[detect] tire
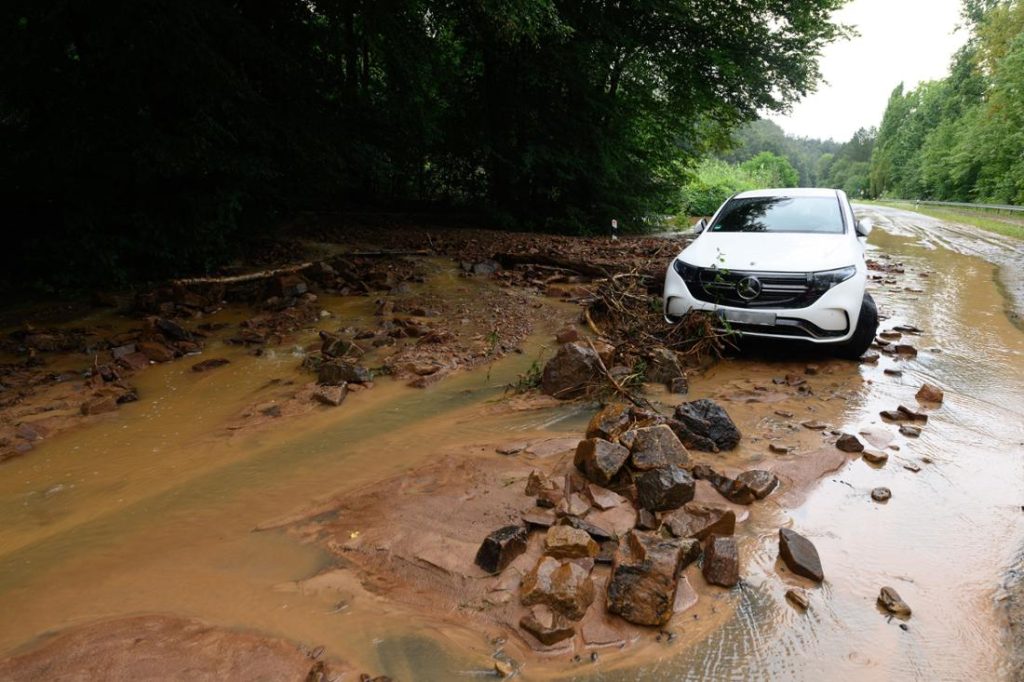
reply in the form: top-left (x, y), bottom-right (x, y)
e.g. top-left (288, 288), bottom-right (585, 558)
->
top-left (834, 292), bottom-right (878, 360)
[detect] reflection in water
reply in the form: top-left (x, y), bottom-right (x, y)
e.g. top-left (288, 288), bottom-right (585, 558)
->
top-left (0, 217), bottom-right (1023, 680)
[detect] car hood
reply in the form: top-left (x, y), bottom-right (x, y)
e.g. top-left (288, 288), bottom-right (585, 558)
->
top-left (678, 232), bottom-right (858, 272)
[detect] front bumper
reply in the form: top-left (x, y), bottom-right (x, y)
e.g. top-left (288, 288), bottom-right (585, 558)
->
top-left (662, 263), bottom-right (865, 343)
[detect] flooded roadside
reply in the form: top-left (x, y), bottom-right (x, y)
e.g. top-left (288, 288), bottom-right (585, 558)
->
top-left (0, 216), bottom-right (1022, 680)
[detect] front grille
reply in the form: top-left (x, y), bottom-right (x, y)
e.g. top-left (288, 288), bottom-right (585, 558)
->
top-left (686, 268), bottom-right (819, 309)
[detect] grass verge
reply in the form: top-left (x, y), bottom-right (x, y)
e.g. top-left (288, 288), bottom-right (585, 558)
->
top-left (866, 200), bottom-right (1024, 240)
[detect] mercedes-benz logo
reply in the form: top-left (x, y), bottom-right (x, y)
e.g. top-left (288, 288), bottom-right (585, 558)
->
top-left (736, 276), bottom-right (762, 301)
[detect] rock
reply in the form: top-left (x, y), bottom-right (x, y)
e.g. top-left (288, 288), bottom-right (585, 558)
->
top-left (735, 470), bottom-right (779, 500)
top-left (606, 531), bottom-right (700, 626)
top-left (494, 660), bottom-right (514, 678)
top-left (585, 404), bottom-right (633, 441)
top-left (769, 443), bottom-right (793, 454)
top-left (573, 438), bottom-right (629, 486)
top-left (541, 343), bottom-right (602, 399)
top-left (635, 465), bottom-right (695, 512)
top-left (558, 516), bottom-right (613, 542)
top-left (861, 449), bottom-right (889, 465)
top-left (271, 274), bottom-right (308, 298)
top-left (672, 399), bottom-right (741, 451)
top-left (775, 410), bottom-right (795, 418)
top-left (662, 503), bottom-right (736, 540)
top-left (871, 487), bottom-right (892, 502)
top-left (669, 376), bottom-right (689, 394)
top-left (319, 331), bottom-right (352, 358)
top-left (519, 605), bottom-right (575, 645)
top-left (805, 364), bottom-right (820, 375)
top-left (636, 508), bottom-right (659, 531)
top-left (80, 395), bottom-right (118, 416)
top-left (778, 528), bottom-right (824, 582)
top-left (801, 420), bottom-right (828, 430)
top-left (522, 510), bottom-right (556, 529)
top-left (897, 404), bottom-right (928, 422)
top-left (117, 351), bottom-right (151, 371)
top-left (525, 470), bottom-right (549, 496)
top-left (786, 588), bottom-right (810, 611)
top-left (138, 341), bottom-right (176, 363)
top-left (860, 351), bottom-right (880, 363)
top-left (587, 484), bottom-right (627, 511)
top-left (702, 535), bottom-right (739, 587)
top-left (258, 403), bottom-right (282, 417)
top-left (312, 384), bottom-right (348, 407)
top-left (555, 327), bottom-right (579, 344)
top-left (152, 317), bottom-right (194, 342)
top-left (544, 526), bottom-right (599, 559)
top-left (536, 488), bottom-right (563, 509)
top-left (318, 360), bottom-right (371, 385)
top-left (646, 347), bottom-right (684, 385)
top-left (894, 344), bottom-right (918, 357)
top-left (557, 492), bottom-right (591, 518)
top-left (474, 525), bottom-right (528, 574)
top-left (899, 424), bottom-right (922, 437)
top-left (623, 424), bottom-right (690, 470)
top-left (111, 343), bottom-right (136, 359)
top-left (192, 358), bottom-right (230, 372)
top-left (520, 556), bottom-right (595, 620)
top-left (877, 586), bottom-right (912, 616)
top-left (835, 433), bottom-right (864, 453)
top-left (916, 382), bottom-right (944, 404)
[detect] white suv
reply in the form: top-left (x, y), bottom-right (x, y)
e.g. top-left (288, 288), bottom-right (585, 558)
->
top-left (663, 188), bottom-right (877, 358)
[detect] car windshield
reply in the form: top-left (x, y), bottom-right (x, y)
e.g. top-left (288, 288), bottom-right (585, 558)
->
top-left (709, 196), bottom-right (845, 233)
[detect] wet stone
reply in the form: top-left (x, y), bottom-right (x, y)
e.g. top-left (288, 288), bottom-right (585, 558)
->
top-left (786, 588), bottom-right (810, 611)
top-left (636, 508), bottom-right (659, 531)
top-left (916, 382), bottom-right (944, 404)
top-left (735, 470), bottom-right (779, 500)
top-left (573, 438), bottom-right (630, 486)
top-left (587, 484), bottom-right (627, 511)
top-left (525, 470), bottom-right (549, 496)
top-left (884, 368), bottom-right (903, 377)
top-left (835, 433), bottom-right (864, 453)
top-left (606, 531), bottom-right (700, 626)
top-left (312, 384), bottom-right (348, 407)
top-left (519, 605), bottom-right (575, 645)
top-left (192, 358), bottom-right (230, 372)
top-left (779, 528), bottom-right (824, 582)
top-left (672, 399), bottom-right (742, 451)
top-left (80, 395), bottom-right (118, 416)
top-left (624, 424), bottom-right (691, 471)
top-left (669, 377), bottom-right (689, 395)
top-left (520, 556), bottom-right (595, 620)
top-left (801, 420), bottom-right (828, 430)
top-left (899, 424), bottom-right (922, 438)
top-left (894, 344), bottom-right (918, 357)
top-left (585, 404), bottom-right (633, 441)
top-left (555, 327), bottom-right (579, 345)
top-left (522, 510), bottom-right (556, 529)
top-left (860, 352), bottom-right (880, 363)
top-left (702, 535), bottom-right (739, 587)
top-left (878, 586), bottom-right (912, 617)
top-left (662, 503), bottom-right (736, 541)
top-left (871, 487), bottom-right (892, 502)
top-left (544, 525), bottom-right (599, 560)
top-left (596, 540), bottom-right (618, 564)
top-left (475, 525), bottom-right (528, 574)
top-left (541, 343), bottom-right (602, 399)
top-left (536, 488), bottom-right (563, 509)
top-left (769, 443), bottom-right (793, 454)
top-left (862, 449), bottom-right (889, 465)
top-left (897, 405), bottom-right (928, 422)
top-left (635, 464), bottom-right (695, 512)
top-left (646, 347), bottom-right (684, 385)
top-left (318, 360), bottom-right (371, 385)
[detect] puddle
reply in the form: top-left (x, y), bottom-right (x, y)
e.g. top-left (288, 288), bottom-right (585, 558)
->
top-left (1, 219), bottom-right (1023, 679)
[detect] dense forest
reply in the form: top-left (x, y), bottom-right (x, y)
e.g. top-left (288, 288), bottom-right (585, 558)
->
top-left (0, 0), bottom-right (848, 289)
top-left (870, 0), bottom-right (1024, 203)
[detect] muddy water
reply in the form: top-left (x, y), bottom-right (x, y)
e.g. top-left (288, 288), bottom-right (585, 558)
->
top-left (1, 215), bottom-right (1024, 680)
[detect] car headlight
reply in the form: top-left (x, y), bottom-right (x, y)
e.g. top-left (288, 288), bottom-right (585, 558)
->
top-left (673, 259), bottom-right (700, 283)
top-left (809, 265), bottom-right (856, 293)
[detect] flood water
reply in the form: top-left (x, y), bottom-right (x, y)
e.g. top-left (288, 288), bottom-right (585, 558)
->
top-left (1, 206), bottom-right (1023, 680)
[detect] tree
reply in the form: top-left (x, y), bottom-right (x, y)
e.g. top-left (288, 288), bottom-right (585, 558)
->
top-left (740, 152), bottom-right (800, 188)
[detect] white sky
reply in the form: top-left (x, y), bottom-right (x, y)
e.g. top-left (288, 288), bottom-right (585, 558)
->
top-left (769, 0), bottom-right (968, 142)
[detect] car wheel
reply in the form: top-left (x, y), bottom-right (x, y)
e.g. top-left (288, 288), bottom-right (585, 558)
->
top-left (834, 292), bottom-right (878, 360)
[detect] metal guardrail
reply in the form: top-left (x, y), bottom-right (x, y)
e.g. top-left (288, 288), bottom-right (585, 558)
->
top-left (875, 198), bottom-right (1024, 214)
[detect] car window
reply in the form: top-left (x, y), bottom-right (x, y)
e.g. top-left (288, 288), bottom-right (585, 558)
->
top-left (710, 196), bottom-right (845, 233)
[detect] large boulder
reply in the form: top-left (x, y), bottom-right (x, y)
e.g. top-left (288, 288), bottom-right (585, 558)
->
top-left (573, 438), bottom-right (629, 486)
top-left (671, 399), bottom-right (742, 451)
top-left (474, 525), bottom-right (528, 574)
top-left (635, 465), bottom-right (695, 512)
top-left (520, 556), bottom-right (595, 620)
top-left (541, 343), bottom-right (602, 399)
top-left (620, 424), bottom-right (690, 470)
top-left (778, 528), bottom-right (824, 582)
top-left (606, 531), bottom-right (700, 626)
top-left (702, 535), bottom-right (739, 587)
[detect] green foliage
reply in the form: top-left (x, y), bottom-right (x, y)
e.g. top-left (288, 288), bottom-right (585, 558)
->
top-left (740, 152), bottom-right (800, 188)
top-left (679, 159), bottom-right (767, 216)
top-left (719, 118), bottom-right (841, 185)
top-left (0, 0), bottom-right (851, 289)
top-left (870, 0), bottom-right (1024, 204)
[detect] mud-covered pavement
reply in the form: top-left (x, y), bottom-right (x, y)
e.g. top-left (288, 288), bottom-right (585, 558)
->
top-left (1, 211), bottom-right (1023, 680)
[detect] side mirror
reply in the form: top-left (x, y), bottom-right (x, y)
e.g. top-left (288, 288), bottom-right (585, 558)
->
top-left (693, 218), bottom-right (708, 234)
top-left (855, 217), bottom-right (873, 238)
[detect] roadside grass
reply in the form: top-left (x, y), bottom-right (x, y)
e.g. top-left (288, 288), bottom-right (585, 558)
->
top-left (863, 200), bottom-right (1024, 240)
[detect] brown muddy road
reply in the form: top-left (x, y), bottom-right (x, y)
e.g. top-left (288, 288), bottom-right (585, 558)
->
top-left (1, 209), bottom-right (1023, 680)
